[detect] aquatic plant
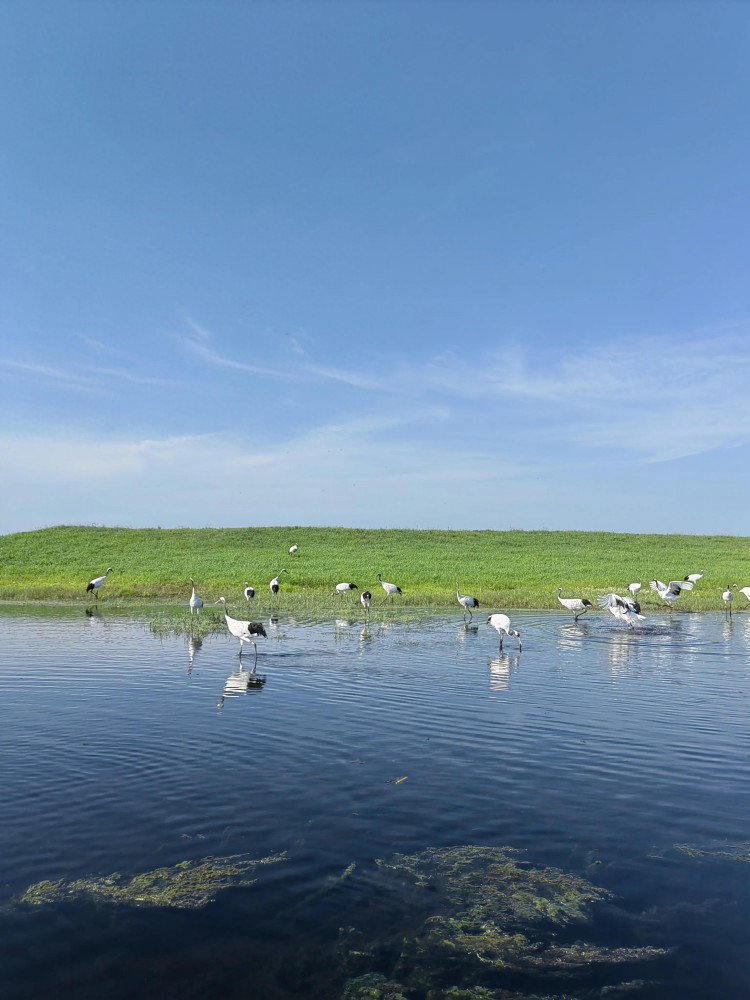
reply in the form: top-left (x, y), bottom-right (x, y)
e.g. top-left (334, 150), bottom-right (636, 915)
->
top-left (17, 851), bottom-right (286, 910)
top-left (340, 845), bottom-right (666, 999)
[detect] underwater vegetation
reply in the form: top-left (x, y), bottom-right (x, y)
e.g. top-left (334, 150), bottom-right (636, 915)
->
top-left (16, 851), bottom-right (287, 910)
top-left (340, 846), bottom-right (667, 1000)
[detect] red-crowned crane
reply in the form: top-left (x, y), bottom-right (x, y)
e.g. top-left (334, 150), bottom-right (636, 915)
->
top-left (377, 573), bottom-right (402, 602)
top-left (360, 591), bottom-right (372, 614)
top-left (244, 582), bottom-right (255, 604)
top-left (189, 578), bottom-right (204, 615)
top-left (270, 569), bottom-right (287, 596)
top-left (684, 571), bottom-right (704, 584)
top-left (335, 582), bottom-right (358, 595)
top-left (487, 613), bottom-right (522, 652)
top-left (723, 584), bottom-right (738, 617)
top-left (627, 579), bottom-right (642, 599)
top-left (86, 567), bottom-right (113, 599)
top-left (557, 587), bottom-right (593, 622)
top-left (215, 597), bottom-right (267, 657)
top-left (650, 578), bottom-right (694, 610)
top-left (456, 583), bottom-right (479, 621)
top-left (598, 593), bottom-right (644, 628)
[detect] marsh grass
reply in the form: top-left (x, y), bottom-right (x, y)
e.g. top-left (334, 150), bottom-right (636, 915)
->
top-left (0, 524), bottom-right (748, 613)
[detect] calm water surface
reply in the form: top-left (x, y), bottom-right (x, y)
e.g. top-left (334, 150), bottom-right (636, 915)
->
top-left (1, 605), bottom-right (750, 998)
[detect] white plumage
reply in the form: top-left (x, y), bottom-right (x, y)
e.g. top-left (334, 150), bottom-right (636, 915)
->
top-left (189, 578), bottom-right (204, 615)
top-left (86, 567), bottom-right (113, 599)
top-left (557, 587), bottom-right (593, 621)
top-left (627, 579), bottom-right (642, 598)
top-left (487, 613), bottom-right (522, 651)
top-left (270, 568), bottom-right (287, 595)
top-left (650, 578), bottom-right (693, 609)
top-left (597, 593), bottom-right (645, 628)
top-left (738, 586), bottom-right (750, 602)
top-left (215, 597), bottom-right (267, 656)
top-left (360, 590), bottom-right (372, 612)
top-left (456, 582), bottom-right (479, 621)
top-left (335, 582), bottom-right (358, 594)
top-left (723, 584), bottom-right (737, 617)
top-left (377, 573), bottom-right (402, 600)
top-left (244, 582), bottom-right (255, 604)
top-left (289, 544), bottom-right (298, 556)
top-left (684, 571), bottom-right (704, 584)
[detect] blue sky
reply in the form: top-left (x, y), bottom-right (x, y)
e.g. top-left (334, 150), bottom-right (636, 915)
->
top-left (2, 1), bottom-right (749, 535)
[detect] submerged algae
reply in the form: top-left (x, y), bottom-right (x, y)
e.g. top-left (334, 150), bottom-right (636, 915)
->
top-left (18, 851), bottom-right (286, 910)
top-left (341, 846), bottom-right (666, 1000)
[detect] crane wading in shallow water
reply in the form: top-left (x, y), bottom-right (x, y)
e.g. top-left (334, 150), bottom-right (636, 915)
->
top-left (360, 591), bottom-right (372, 614)
top-left (556, 588), bottom-right (593, 622)
top-left (215, 597), bottom-right (267, 659)
top-left (723, 585), bottom-right (738, 617)
top-left (86, 568), bottom-right (113, 599)
top-left (189, 578), bottom-right (204, 615)
top-left (456, 583), bottom-right (479, 621)
top-left (377, 574), bottom-right (402, 602)
top-left (598, 593), bottom-right (644, 628)
top-left (487, 613), bottom-right (522, 652)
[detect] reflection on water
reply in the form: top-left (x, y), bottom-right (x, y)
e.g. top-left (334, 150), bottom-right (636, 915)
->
top-left (2, 608), bottom-right (750, 999)
top-left (487, 652), bottom-right (520, 691)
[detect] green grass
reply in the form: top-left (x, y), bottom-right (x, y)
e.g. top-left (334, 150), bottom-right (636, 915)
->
top-left (0, 524), bottom-right (749, 613)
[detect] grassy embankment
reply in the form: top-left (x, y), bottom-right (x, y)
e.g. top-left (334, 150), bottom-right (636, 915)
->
top-left (0, 525), bottom-right (748, 617)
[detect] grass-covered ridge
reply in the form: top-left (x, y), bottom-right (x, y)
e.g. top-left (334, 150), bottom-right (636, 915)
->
top-left (0, 524), bottom-right (748, 610)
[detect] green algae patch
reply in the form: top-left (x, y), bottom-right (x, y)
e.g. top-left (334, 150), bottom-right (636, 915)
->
top-left (18, 851), bottom-right (287, 910)
top-left (376, 846), bottom-right (609, 928)
top-left (339, 845), bottom-right (666, 999)
top-left (675, 841), bottom-right (750, 863)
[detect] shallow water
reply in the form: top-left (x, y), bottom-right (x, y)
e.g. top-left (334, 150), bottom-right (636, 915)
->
top-left (1, 605), bottom-right (750, 998)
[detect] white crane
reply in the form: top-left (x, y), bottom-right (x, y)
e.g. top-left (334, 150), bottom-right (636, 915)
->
top-left (684, 571), bottom-right (704, 584)
top-left (244, 582), bottom-right (255, 604)
top-left (377, 573), bottom-right (402, 602)
top-left (650, 578), bottom-right (694, 610)
top-left (215, 597), bottom-right (268, 657)
top-left (597, 593), bottom-right (645, 628)
top-left (360, 590), bottom-right (372, 614)
top-left (189, 578), bottom-right (204, 615)
top-left (723, 584), bottom-right (738, 617)
top-left (627, 579), bottom-right (642, 599)
top-left (289, 544), bottom-right (299, 556)
top-left (86, 567), bottom-right (113, 599)
top-left (487, 613), bottom-right (522, 652)
top-left (456, 582), bottom-right (479, 621)
top-left (738, 586), bottom-right (750, 603)
top-left (335, 582), bottom-right (358, 595)
top-left (270, 569), bottom-right (287, 596)
top-left (556, 587), bottom-right (593, 622)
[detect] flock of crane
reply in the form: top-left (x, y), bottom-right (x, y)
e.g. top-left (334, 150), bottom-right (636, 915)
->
top-left (85, 552), bottom-right (750, 664)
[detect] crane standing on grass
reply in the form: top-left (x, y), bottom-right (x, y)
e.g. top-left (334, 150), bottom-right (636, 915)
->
top-left (270, 569), bottom-right (287, 596)
top-left (86, 568), bottom-right (113, 599)
top-left (377, 573), bottom-right (402, 602)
